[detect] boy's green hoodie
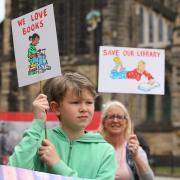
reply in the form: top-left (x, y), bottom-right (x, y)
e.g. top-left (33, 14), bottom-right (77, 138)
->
top-left (9, 119), bottom-right (116, 179)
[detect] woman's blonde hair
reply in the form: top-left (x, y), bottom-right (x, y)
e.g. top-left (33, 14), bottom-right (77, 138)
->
top-left (99, 101), bottom-right (132, 139)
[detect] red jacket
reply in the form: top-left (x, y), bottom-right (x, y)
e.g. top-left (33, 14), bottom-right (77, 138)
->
top-left (127, 69), bottom-right (154, 81)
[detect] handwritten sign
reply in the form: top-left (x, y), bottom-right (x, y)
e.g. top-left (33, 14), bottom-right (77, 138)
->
top-left (11, 4), bottom-right (61, 87)
top-left (98, 46), bottom-right (165, 95)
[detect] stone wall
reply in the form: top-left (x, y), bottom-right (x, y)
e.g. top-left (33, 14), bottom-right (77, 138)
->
top-left (0, 0), bottom-right (180, 155)
top-left (142, 131), bottom-right (180, 155)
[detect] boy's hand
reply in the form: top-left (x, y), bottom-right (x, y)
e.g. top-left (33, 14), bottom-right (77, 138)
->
top-left (33, 94), bottom-right (49, 121)
top-left (127, 134), bottom-right (139, 158)
top-left (39, 139), bottom-right (60, 167)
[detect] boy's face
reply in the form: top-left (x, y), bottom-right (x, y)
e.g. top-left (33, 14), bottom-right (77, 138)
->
top-left (58, 89), bottom-right (95, 131)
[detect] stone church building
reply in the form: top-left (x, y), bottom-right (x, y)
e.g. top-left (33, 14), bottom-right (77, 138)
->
top-left (0, 0), bottom-right (180, 156)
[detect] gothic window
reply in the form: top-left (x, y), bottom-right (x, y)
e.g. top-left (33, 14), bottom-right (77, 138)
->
top-left (168, 24), bottom-right (173, 42)
top-left (55, 0), bottom-right (101, 57)
top-left (159, 0), bottom-right (165, 4)
top-left (146, 95), bottom-right (155, 123)
top-left (138, 4), bottom-right (173, 48)
top-left (74, 1), bottom-right (89, 54)
top-left (139, 7), bottom-right (144, 43)
top-left (56, 2), bottom-right (68, 56)
top-left (162, 80), bottom-right (171, 124)
top-left (12, 0), bottom-right (34, 18)
top-left (164, 0), bottom-right (177, 11)
top-left (128, 16), bottom-right (133, 42)
top-left (149, 12), bottom-right (153, 43)
top-left (158, 18), bottom-right (163, 42)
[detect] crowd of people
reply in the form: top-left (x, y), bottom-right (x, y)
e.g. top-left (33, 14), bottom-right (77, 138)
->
top-left (8, 72), bottom-right (154, 180)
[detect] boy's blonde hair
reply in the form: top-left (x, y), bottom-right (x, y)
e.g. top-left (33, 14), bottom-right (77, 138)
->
top-left (99, 101), bottom-right (132, 139)
top-left (49, 72), bottom-right (97, 103)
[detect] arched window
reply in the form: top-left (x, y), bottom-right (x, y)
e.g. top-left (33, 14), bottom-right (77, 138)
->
top-left (138, 5), bottom-right (172, 48)
top-left (168, 24), bottom-right (173, 42)
top-left (139, 7), bottom-right (144, 43)
top-left (162, 79), bottom-right (171, 124)
top-left (146, 95), bottom-right (155, 123)
top-left (55, 0), bottom-right (102, 57)
top-left (158, 18), bottom-right (163, 42)
top-left (149, 12), bottom-right (153, 43)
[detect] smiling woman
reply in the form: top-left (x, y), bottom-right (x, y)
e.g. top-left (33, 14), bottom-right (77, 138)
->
top-left (100, 101), bottom-right (154, 180)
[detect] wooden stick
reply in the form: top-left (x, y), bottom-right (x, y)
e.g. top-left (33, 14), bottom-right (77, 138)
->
top-left (44, 121), bottom-right (47, 139)
top-left (40, 81), bottom-right (42, 93)
top-left (129, 95), bottom-right (134, 134)
top-left (40, 81), bottom-right (48, 139)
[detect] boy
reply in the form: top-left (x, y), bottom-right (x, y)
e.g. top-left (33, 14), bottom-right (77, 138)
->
top-left (9, 72), bottom-right (116, 179)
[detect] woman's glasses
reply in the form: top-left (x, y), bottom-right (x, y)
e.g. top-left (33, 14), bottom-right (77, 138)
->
top-left (105, 114), bottom-right (127, 121)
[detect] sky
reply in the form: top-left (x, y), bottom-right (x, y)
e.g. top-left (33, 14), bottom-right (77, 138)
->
top-left (0, 0), bottom-right (5, 23)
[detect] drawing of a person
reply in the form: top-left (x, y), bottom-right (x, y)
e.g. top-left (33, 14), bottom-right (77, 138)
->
top-left (127, 60), bottom-right (154, 84)
top-left (27, 33), bottom-right (51, 74)
top-left (27, 33), bottom-right (40, 73)
top-left (113, 57), bottom-right (125, 72)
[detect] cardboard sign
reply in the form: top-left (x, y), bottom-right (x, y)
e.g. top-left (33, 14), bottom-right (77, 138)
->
top-left (11, 4), bottom-right (61, 87)
top-left (98, 46), bottom-right (165, 95)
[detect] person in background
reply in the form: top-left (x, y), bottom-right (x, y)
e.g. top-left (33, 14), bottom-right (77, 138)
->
top-left (100, 100), bottom-right (154, 180)
top-left (8, 72), bottom-right (116, 180)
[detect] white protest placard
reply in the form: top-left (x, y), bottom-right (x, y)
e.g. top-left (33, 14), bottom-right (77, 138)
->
top-left (98, 46), bottom-right (165, 95)
top-left (11, 4), bottom-right (61, 87)
top-left (0, 165), bottom-right (88, 180)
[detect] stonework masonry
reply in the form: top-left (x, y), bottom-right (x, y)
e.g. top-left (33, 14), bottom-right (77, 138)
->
top-left (0, 0), bottom-right (180, 155)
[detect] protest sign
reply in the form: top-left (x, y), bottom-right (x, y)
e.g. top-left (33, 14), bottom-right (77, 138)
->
top-left (98, 46), bottom-right (165, 94)
top-left (0, 165), bottom-right (89, 180)
top-left (11, 4), bottom-right (61, 87)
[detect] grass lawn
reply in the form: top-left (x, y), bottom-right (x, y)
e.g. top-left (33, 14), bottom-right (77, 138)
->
top-left (153, 166), bottom-right (180, 177)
